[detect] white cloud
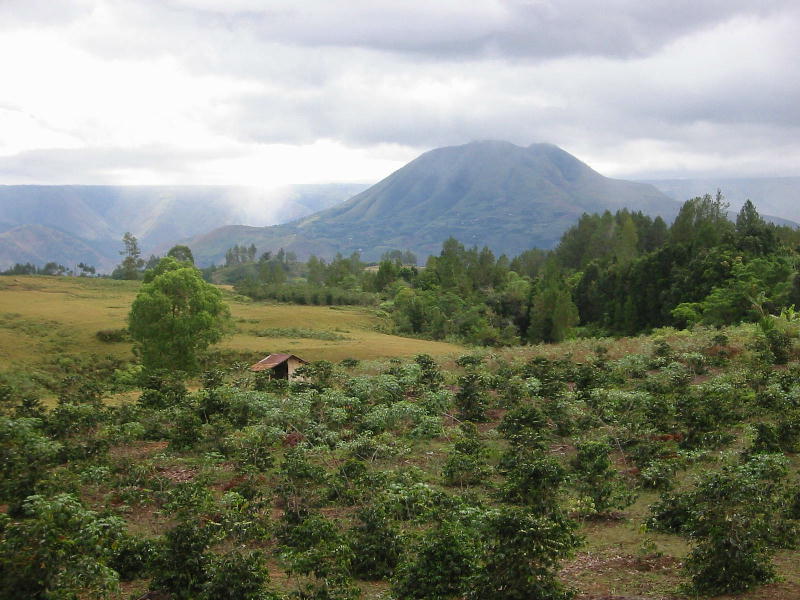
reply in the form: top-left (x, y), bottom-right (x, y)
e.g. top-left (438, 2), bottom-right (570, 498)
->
top-left (0, 0), bottom-right (798, 184)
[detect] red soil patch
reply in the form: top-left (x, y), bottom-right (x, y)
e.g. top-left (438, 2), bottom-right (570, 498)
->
top-left (109, 440), bottom-right (168, 460)
top-left (157, 466), bottom-right (197, 483)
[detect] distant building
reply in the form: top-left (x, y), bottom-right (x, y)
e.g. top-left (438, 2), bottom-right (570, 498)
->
top-left (250, 353), bottom-right (308, 380)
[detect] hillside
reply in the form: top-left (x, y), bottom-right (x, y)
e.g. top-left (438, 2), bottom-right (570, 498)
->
top-left (0, 275), bottom-right (463, 398)
top-left (2, 277), bottom-right (800, 599)
top-left (187, 141), bottom-right (680, 265)
top-left (0, 184), bottom-right (367, 271)
top-left (0, 224), bottom-right (112, 270)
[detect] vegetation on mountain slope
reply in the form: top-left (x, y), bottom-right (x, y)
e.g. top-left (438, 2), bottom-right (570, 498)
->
top-left (227, 194), bottom-right (800, 347)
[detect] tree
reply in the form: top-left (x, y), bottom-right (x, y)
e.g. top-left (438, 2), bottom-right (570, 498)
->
top-left (529, 276), bottom-right (579, 343)
top-left (167, 245), bottom-right (195, 264)
top-left (115, 232), bottom-right (145, 280)
top-left (128, 258), bottom-right (230, 374)
top-left (735, 200), bottom-right (778, 255)
top-left (77, 262), bottom-right (96, 276)
top-left (669, 191), bottom-right (732, 249)
top-left (612, 212), bottom-right (639, 265)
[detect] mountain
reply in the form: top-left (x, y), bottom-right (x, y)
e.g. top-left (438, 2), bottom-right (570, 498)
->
top-left (646, 177), bottom-right (800, 224)
top-left (0, 225), bottom-right (110, 270)
top-left (187, 141), bottom-right (680, 265)
top-left (0, 184), bottom-right (367, 271)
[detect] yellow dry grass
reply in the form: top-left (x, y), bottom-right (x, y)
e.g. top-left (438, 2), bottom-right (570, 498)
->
top-left (0, 275), bottom-right (464, 371)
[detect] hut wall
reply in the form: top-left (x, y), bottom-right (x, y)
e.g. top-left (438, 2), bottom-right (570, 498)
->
top-left (287, 357), bottom-right (305, 380)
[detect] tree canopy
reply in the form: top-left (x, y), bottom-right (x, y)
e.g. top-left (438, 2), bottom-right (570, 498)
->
top-left (128, 257), bottom-right (230, 374)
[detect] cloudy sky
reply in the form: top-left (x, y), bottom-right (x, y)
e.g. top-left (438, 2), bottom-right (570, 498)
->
top-left (1, 0), bottom-right (798, 186)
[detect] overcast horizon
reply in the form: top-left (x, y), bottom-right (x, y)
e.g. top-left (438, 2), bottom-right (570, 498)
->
top-left (2, 1), bottom-right (799, 187)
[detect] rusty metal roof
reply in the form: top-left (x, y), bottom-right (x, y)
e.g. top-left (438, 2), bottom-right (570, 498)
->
top-left (250, 353), bottom-right (307, 372)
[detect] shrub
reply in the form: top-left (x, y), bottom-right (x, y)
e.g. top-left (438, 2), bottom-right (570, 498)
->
top-left (201, 550), bottom-right (279, 600)
top-left (392, 520), bottom-right (479, 600)
top-left (276, 509), bottom-right (358, 598)
top-left (570, 439), bottom-right (636, 517)
top-left (95, 328), bottom-right (129, 343)
top-left (499, 447), bottom-right (567, 513)
top-left (639, 459), bottom-right (679, 491)
top-left (225, 424), bottom-right (278, 472)
top-left (151, 520), bottom-right (221, 599)
top-left (651, 454), bottom-right (793, 595)
top-left (442, 423), bottom-right (490, 487)
top-left (498, 403), bottom-right (549, 448)
top-left (467, 507), bottom-right (580, 600)
top-left (455, 372), bottom-right (489, 422)
top-left (111, 533), bottom-right (158, 581)
top-left (414, 354), bottom-right (444, 390)
top-left (349, 506), bottom-right (402, 580)
top-left (0, 417), bottom-right (61, 510)
top-left (0, 494), bottom-right (125, 599)
top-left (765, 328), bottom-right (792, 365)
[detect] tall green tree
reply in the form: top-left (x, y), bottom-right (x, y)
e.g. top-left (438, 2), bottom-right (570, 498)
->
top-left (528, 270), bottom-right (579, 344)
top-left (128, 257), bottom-right (230, 374)
top-left (115, 232), bottom-right (145, 280)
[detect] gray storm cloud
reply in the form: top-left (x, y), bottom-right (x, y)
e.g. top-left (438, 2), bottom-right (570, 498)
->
top-left (0, 0), bottom-right (798, 183)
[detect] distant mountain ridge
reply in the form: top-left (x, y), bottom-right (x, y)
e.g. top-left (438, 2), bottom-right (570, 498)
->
top-left (186, 141), bottom-right (682, 265)
top-left (646, 177), bottom-right (800, 224)
top-left (0, 184), bottom-right (368, 271)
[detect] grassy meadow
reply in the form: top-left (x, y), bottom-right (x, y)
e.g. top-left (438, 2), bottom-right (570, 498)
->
top-left (0, 275), bottom-right (463, 397)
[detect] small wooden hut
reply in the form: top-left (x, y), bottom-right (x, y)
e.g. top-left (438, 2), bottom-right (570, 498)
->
top-left (250, 353), bottom-right (308, 380)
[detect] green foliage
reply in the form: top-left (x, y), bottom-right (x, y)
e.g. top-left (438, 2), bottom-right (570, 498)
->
top-left (0, 494), bottom-right (125, 599)
top-left (499, 447), bottom-right (567, 513)
top-left (0, 417), bottom-right (61, 509)
top-left (348, 506), bottom-right (402, 580)
top-left (650, 454), bottom-right (795, 595)
top-left (498, 403), bottom-right (550, 448)
top-left (414, 353), bottom-right (444, 389)
top-left (442, 422), bottom-right (490, 487)
top-left (110, 533), bottom-right (157, 581)
top-left (276, 509), bottom-right (358, 598)
top-left (570, 439), bottom-right (636, 517)
top-left (201, 551), bottom-right (279, 600)
top-left (392, 520), bottom-right (479, 600)
top-left (455, 372), bottom-right (489, 422)
top-left (113, 231), bottom-right (145, 280)
top-left (528, 276), bottom-right (579, 343)
top-left (467, 507), bottom-right (580, 600)
top-left (151, 520), bottom-right (222, 599)
top-left (138, 370), bottom-right (188, 409)
top-left (167, 244), bottom-right (195, 264)
top-left (129, 257), bottom-right (231, 374)
top-left (253, 327), bottom-right (346, 340)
